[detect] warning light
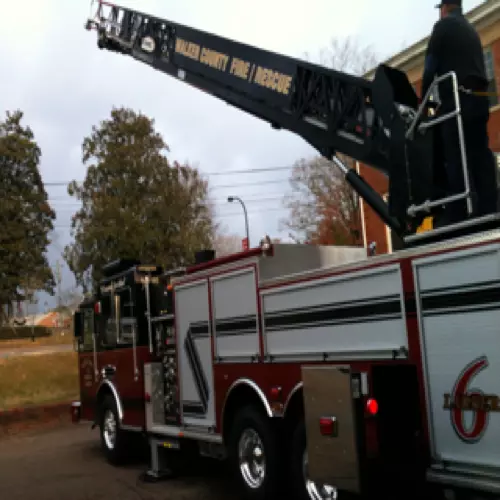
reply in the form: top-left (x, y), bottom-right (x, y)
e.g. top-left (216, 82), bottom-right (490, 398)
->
top-left (366, 398), bottom-right (379, 416)
top-left (319, 416), bottom-right (338, 437)
top-left (94, 301), bottom-right (101, 314)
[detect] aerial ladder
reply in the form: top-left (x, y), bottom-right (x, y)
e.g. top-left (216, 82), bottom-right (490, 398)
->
top-left (80, 6), bottom-right (500, 499)
top-left (84, 0), bottom-right (500, 247)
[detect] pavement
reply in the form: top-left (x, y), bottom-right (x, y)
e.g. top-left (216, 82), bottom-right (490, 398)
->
top-left (0, 344), bottom-right (74, 359)
top-left (0, 423), bottom-right (238, 500)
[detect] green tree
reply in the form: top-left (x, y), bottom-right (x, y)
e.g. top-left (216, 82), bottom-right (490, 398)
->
top-left (64, 107), bottom-right (216, 292)
top-left (0, 110), bottom-right (55, 323)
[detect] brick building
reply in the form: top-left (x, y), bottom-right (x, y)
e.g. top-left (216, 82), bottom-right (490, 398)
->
top-left (358, 1), bottom-right (500, 254)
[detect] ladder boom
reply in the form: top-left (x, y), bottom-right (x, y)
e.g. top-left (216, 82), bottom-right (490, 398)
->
top-left (85, 1), bottom-right (434, 238)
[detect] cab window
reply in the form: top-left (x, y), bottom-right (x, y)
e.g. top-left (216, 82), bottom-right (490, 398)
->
top-left (81, 308), bottom-right (95, 351)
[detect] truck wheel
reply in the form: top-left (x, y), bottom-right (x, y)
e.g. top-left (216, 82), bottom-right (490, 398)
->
top-left (99, 395), bottom-right (129, 465)
top-left (290, 420), bottom-right (338, 500)
top-left (228, 405), bottom-right (281, 500)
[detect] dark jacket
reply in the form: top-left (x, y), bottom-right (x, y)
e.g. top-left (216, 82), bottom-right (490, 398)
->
top-left (422, 9), bottom-right (488, 108)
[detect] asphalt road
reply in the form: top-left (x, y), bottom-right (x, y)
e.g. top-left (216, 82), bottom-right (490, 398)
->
top-left (0, 344), bottom-right (74, 359)
top-left (0, 424), bottom-right (238, 500)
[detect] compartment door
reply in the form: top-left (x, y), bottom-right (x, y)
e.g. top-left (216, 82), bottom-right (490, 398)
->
top-left (302, 365), bottom-right (361, 494)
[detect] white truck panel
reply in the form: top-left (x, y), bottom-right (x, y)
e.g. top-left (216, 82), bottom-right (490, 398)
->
top-left (258, 244), bottom-right (367, 283)
top-left (261, 264), bottom-right (407, 360)
top-left (211, 267), bottom-right (259, 361)
top-left (414, 243), bottom-right (500, 473)
top-left (175, 280), bottom-right (215, 428)
top-left (414, 244), bottom-right (500, 292)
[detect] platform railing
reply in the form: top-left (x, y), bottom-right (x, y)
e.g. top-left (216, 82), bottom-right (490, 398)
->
top-left (405, 71), bottom-right (473, 219)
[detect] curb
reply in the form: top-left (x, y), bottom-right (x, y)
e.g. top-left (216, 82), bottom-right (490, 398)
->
top-left (0, 401), bottom-right (72, 437)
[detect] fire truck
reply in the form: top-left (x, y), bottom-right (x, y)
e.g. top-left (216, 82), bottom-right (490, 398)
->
top-left (72, 1), bottom-right (500, 499)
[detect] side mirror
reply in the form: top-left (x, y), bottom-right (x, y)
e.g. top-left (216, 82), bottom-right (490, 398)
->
top-left (74, 311), bottom-right (83, 339)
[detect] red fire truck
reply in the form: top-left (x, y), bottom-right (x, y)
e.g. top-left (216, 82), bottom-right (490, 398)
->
top-left (72, 2), bottom-right (500, 499)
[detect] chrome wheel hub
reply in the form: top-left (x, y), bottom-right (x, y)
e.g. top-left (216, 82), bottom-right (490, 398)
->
top-left (103, 409), bottom-right (117, 450)
top-left (238, 429), bottom-right (266, 489)
top-left (303, 449), bottom-right (338, 500)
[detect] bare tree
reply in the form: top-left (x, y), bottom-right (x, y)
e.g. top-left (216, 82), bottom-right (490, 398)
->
top-left (318, 37), bottom-right (378, 76)
top-left (281, 155), bottom-right (362, 246)
top-left (282, 37), bottom-right (379, 244)
top-left (213, 229), bottom-right (244, 257)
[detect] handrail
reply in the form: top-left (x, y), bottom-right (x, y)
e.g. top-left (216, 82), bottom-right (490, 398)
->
top-left (405, 71), bottom-right (473, 219)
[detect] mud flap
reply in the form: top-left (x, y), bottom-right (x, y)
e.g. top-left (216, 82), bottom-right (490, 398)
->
top-left (302, 365), bottom-right (361, 495)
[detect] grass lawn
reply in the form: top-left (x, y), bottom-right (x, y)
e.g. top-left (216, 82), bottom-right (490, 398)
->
top-left (0, 330), bottom-right (75, 350)
top-left (0, 352), bottom-right (79, 410)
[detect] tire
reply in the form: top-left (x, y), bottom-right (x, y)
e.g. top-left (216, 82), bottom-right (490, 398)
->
top-left (228, 405), bottom-right (281, 500)
top-left (99, 395), bottom-right (130, 465)
top-left (289, 420), bottom-right (338, 500)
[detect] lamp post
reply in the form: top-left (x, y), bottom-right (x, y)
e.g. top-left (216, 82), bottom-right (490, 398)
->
top-left (228, 196), bottom-right (250, 249)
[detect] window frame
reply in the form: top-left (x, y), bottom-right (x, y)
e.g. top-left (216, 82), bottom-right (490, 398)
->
top-left (483, 46), bottom-right (498, 108)
top-left (81, 308), bottom-right (95, 352)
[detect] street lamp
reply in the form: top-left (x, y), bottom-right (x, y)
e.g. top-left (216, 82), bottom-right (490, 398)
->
top-left (228, 196), bottom-right (250, 249)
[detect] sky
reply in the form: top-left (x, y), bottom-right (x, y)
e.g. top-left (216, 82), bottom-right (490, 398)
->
top-left (0, 0), bottom-right (485, 309)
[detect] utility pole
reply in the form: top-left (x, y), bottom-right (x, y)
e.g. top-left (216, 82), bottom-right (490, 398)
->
top-left (228, 196), bottom-right (250, 249)
top-left (55, 260), bottom-right (62, 326)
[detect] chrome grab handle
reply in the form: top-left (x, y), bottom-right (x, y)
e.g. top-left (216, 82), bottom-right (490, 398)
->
top-left (101, 365), bottom-right (116, 378)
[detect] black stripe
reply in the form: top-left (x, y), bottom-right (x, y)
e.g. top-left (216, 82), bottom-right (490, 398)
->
top-left (216, 314), bottom-right (255, 324)
top-left (420, 279), bottom-right (500, 297)
top-left (423, 304), bottom-right (500, 317)
top-left (190, 321), bottom-right (210, 338)
top-left (184, 329), bottom-right (209, 411)
top-left (264, 299), bottom-right (402, 331)
top-left (182, 402), bottom-right (205, 416)
top-left (185, 332), bottom-right (209, 407)
top-left (215, 329), bottom-right (256, 337)
top-left (421, 286), bottom-right (500, 313)
top-left (215, 315), bottom-right (256, 335)
top-left (264, 294), bottom-right (400, 319)
top-left (265, 313), bottom-right (402, 332)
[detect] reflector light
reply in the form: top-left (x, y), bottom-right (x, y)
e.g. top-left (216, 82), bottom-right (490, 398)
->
top-left (319, 416), bottom-right (338, 437)
top-left (366, 398), bottom-right (379, 415)
top-left (94, 302), bottom-right (101, 314)
top-left (270, 386), bottom-right (282, 400)
top-left (70, 401), bottom-right (81, 424)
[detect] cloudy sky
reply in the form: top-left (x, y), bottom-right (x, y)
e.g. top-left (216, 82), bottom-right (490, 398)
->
top-left (0, 0), bottom-right (484, 308)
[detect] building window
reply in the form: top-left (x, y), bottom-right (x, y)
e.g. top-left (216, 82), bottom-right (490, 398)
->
top-left (484, 47), bottom-right (498, 107)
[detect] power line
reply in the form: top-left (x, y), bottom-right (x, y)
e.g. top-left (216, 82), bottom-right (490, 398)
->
top-left (210, 178), bottom-right (289, 190)
top-left (44, 178), bottom-right (291, 197)
top-left (42, 164), bottom-right (296, 186)
top-left (47, 194), bottom-right (290, 209)
top-left (50, 206), bottom-right (289, 228)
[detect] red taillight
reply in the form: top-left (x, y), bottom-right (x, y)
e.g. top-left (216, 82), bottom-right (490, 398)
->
top-left (269, 386), bottom-right (282, 400)
top-left (94, 302), bottom-right (101, 314)
top-left (319, 416), bottom-right (338, 437)
top-left (366, 398), bottom-right (379, 416)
